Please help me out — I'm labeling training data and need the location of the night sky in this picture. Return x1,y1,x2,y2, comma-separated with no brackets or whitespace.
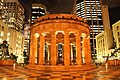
19,0,120,25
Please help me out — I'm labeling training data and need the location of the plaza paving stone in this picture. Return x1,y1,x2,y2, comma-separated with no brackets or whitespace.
0,65,120,80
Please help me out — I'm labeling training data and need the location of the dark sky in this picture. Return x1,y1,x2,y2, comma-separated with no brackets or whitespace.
19,0,120,25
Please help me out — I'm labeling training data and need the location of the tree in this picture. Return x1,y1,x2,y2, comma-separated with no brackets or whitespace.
0,40,9,60
106,39,120,62
23,50,29,64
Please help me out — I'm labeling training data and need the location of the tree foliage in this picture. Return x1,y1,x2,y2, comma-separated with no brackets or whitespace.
0,40,9,60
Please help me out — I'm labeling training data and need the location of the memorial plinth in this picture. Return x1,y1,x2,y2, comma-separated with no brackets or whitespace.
26,14,94,71
0,60,14,65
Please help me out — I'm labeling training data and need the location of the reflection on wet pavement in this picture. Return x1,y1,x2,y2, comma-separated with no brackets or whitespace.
0,65,120,80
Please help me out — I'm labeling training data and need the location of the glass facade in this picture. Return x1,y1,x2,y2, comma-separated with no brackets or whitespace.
75,0,104,61
31,4,47,24
2,0,24,33
0,0,3,19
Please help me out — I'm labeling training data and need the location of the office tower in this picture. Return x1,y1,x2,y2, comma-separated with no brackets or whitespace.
2,0,24,33
8,29,24,56
0,0,3,20
31,4,48,24
0,20,8,44
74,0,104,60
95,3,114,63
0,0,25,58
23,21,30,55
0,20,25,57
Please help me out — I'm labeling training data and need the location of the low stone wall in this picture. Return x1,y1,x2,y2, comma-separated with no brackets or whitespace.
107,60,120,66
0,60,14,65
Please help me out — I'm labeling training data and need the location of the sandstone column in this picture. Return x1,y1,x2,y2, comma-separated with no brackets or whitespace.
29,34,33,64
38,34,45,65
64,32,70,65
86,36,92,64
83,36,91,65
29,34,38,64
76,33,82,65
50,32,57,65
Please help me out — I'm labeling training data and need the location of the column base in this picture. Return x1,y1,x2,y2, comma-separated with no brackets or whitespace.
25,64,96,71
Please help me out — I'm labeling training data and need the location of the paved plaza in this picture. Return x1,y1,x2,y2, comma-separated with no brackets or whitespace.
0,65,120,80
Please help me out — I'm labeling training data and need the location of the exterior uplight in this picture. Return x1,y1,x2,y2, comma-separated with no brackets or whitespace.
35,33,39,38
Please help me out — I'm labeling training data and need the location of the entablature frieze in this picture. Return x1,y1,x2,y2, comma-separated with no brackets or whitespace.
31,20,89,30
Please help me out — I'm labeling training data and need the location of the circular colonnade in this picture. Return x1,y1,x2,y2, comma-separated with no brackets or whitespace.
27,14,93,71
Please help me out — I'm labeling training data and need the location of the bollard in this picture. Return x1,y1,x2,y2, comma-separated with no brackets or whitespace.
115,59,117,66
105,63,108,69
13,63,16,70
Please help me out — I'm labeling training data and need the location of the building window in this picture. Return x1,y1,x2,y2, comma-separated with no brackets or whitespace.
118,32,120,36
117,26,119,30
0,38,2,43
1,31,4,36
7,33,10,36
7,37,9,41
119,38,120,42
2,26,4,31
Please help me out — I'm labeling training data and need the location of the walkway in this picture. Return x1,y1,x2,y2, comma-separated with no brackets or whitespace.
0,65,120,80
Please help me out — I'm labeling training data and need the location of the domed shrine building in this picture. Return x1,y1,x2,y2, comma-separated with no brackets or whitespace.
28,14,93,71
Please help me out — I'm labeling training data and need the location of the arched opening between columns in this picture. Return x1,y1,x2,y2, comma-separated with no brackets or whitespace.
56,32,64,65
69,33,76,65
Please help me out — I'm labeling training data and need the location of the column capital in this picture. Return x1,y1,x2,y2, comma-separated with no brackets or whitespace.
41,33,47,36
55,31,64,35
30,33,35,38
81,33,86,38
64,31,70,35
34,33,39,38
65,31,69,33
87,35,90,39
74,32,82,36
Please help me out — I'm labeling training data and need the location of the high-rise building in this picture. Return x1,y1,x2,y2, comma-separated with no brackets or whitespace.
2,0,24,33
25,3,48,55
23,21,30,55
96,4,114,63
74,0,104,60
0,0,25,59
31,4,48,24
0,20,8,44
0,0,3,19
8,29,24,57
0,20,24,58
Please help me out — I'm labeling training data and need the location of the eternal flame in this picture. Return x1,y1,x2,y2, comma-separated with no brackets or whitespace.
27,14,94,71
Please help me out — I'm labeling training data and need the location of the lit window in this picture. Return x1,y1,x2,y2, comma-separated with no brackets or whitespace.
7,33,10,36
7,37,9,41
117,26,119,30
16,44,18,47
1,31,4,36
0,38,2,43
119,38,120,42
32,7,39,9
